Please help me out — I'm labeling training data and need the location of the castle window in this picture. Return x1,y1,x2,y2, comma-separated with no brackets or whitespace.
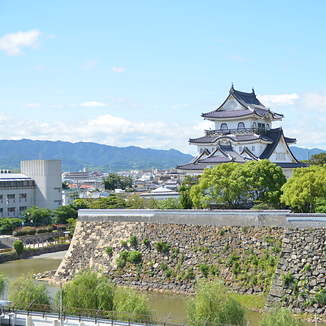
237,122,245,130
220,123,228,130
266,123,270,130
252,122,257,130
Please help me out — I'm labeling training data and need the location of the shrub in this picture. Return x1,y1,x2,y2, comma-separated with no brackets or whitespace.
261,308,305,326
199,264,209,278
9,275,50,309
154,241,170,254
314,289,326,305
129,235,138,248
59,270,114,313
183,268,195,280
13,226,36,236
210,265,219,276
127,251,142,264
282,272,294,287
187,280,245,326
13,240,24,256
116,257,127,269
0,218,22,235
0,274,6,296
114,287,151,322
142,238,150,247
120,240,128,248
105,247,113,256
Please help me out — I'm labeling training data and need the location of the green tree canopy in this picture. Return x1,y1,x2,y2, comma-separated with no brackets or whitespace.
88,195,126,209
281,165,326,212
187,280,245,326
9,275,50,309
308,152,326,166
53,205,78,224
190,160,286,209
23,206,53,226
179,176,198,209
104,174,133,190
59,270,115,313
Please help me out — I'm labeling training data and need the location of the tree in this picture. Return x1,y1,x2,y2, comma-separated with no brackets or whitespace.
0,218,23,235
125,194,145,209
114,287,152,322
9,275,50,309
186,280,245,326
23,206,53,226
308,152,326,166
238,160,286,207
190,163,247,208
260,308,305,326
88,195,126,209
53,205,78,224
281,165,326,212
71,198,91,210
59,270,115,314
67,218,77,235
104,174,133,190
0,274,6,298
13,240,24,256
179,176,198,209
190,161,286,209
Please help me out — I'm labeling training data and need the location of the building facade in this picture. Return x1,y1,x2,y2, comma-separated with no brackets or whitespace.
0,160,62,218
177,86,305,177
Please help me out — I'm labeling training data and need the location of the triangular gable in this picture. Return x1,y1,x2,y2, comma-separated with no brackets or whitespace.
240,147,259,160
269,133,299,163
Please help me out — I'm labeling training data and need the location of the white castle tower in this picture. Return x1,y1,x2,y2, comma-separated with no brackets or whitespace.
177,85,305,178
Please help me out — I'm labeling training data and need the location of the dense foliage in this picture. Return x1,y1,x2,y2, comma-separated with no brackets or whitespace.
307,152,326,166
59,270,151,322
9,275,50,309
260,308,305,326
187,280,245,326
281,165,326,212
0,218,22,235
190,160,286,209
53,205,78,224
0,274,5,297
104,174,133,190
23,206,53,226
59,270,115,313
13,240,24,256
179,176,198,209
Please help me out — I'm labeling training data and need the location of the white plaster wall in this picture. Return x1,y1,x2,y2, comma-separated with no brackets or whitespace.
269,137,294,163
220,96,243,111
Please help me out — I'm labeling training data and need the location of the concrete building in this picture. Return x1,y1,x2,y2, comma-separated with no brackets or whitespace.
0,160,62,217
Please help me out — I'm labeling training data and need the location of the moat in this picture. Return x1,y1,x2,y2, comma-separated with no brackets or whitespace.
0,252,324,326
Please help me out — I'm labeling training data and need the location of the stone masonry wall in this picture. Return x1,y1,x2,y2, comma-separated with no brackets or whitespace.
55,220,326,315
267,229,326,315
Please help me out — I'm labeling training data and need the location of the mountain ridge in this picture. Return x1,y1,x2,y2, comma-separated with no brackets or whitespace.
0,139,323,172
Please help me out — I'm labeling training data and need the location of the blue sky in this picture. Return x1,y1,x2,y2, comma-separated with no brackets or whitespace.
1,0,326,153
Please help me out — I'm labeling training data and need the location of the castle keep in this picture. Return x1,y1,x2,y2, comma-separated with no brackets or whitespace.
177,85,305,177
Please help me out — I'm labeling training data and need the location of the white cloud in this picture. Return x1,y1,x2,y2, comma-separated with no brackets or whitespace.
0,30,41,55
26,103,41,108
112,66,126,73
80,101,108,107
301,93,326,111
259,93,299,106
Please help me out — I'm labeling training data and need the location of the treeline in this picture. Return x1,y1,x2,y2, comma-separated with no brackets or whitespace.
0,271,306,326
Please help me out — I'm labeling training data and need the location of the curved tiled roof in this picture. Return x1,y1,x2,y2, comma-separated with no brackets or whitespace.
202,87,283,120
189,133,273,144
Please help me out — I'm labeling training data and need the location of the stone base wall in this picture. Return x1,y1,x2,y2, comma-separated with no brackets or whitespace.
267,229,326,315
55,220,326,315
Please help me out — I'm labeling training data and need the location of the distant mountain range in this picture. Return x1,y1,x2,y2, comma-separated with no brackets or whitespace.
0,139,323,172
290,146,326,160
0,139,193,172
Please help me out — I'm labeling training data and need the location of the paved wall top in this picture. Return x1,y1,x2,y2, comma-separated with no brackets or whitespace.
78,209,326,228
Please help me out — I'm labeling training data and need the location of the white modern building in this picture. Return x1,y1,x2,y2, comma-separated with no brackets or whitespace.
140,186,180,201
0,160,62,218
177,85,305,178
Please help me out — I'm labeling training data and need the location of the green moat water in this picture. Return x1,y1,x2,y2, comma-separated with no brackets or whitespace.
0,253,322,326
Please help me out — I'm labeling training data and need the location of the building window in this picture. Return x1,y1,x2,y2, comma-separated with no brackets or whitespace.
19,193,27,202
237,122,245,130
252,122,257,130
7,194,15,199
8,207,16,216
0,208,3,217
266,123,270,130
220,123,228,130
19,206,27,212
